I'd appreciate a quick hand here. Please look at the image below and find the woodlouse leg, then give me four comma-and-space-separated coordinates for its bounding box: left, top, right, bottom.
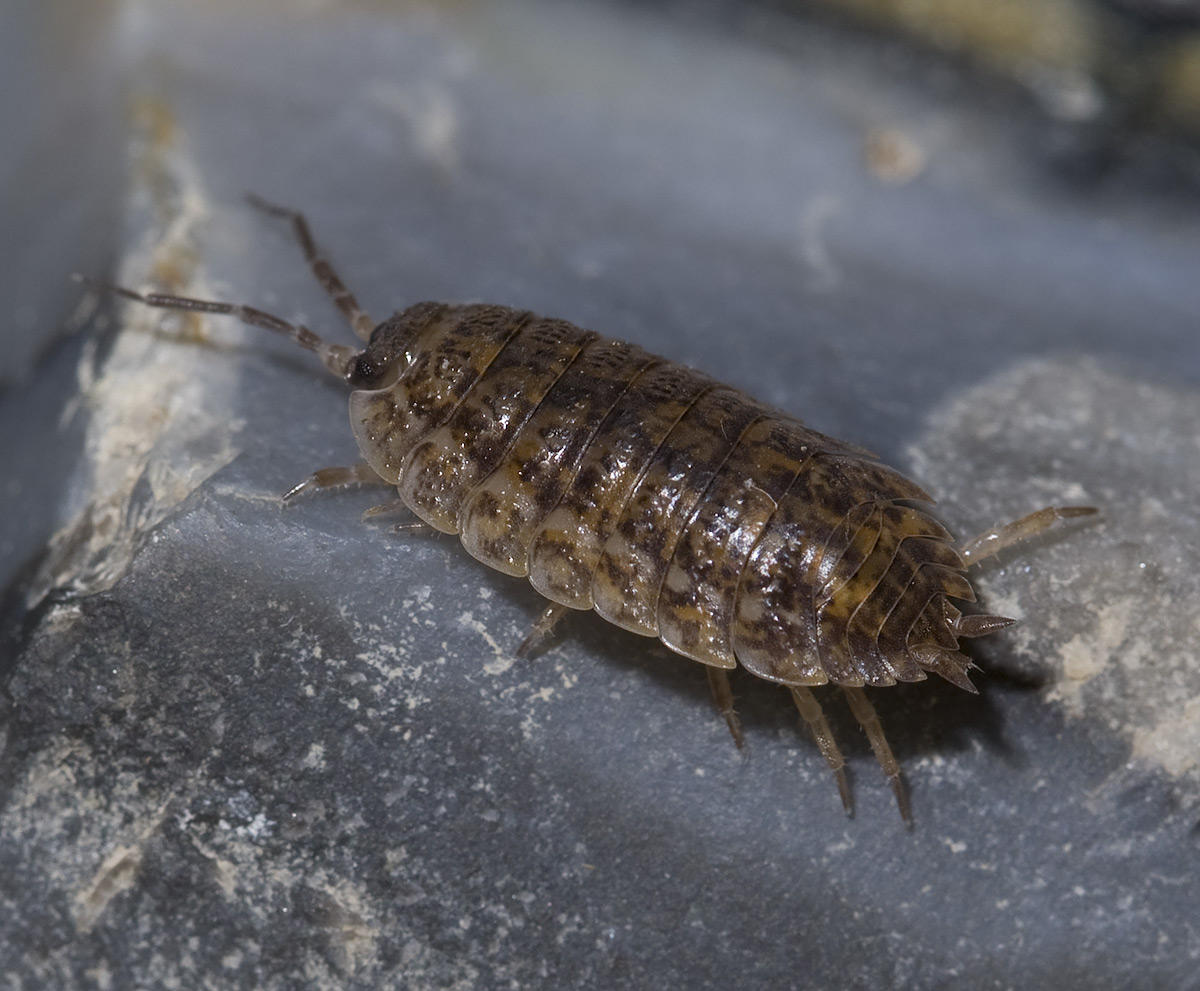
789, 687, 853, 817
284, 473, 433, 532
706, 668, 744, 750
282, 462, 391, 503
842, 686, 912, 827
246, 194, 376, 342
516, 603, 569, 659
73, 275, 358, 380
362, 499, 410, 519
959, 505, 1098, 566
362, 503, 431, 532
366, 502, 433, 532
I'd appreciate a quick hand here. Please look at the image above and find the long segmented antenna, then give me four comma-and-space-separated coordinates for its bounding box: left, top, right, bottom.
245, 194, 376, 341
71, 274, 359, 382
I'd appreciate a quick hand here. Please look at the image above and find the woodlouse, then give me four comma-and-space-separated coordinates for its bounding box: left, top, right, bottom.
82, 197, 1096, 824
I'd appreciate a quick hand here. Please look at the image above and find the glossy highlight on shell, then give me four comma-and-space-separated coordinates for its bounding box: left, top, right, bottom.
80, 197, 1096, 825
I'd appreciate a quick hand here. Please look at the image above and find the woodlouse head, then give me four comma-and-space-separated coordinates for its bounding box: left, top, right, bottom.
347, 302, 448, 390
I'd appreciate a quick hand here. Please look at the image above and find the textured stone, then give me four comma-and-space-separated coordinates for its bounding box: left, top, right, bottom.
3, 1, 1200, 988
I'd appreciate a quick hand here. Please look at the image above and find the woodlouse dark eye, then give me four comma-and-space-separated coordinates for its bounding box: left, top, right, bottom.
348, 353, 387, 388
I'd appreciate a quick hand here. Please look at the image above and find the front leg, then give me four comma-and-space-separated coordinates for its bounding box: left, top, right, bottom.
282, 461, 393, 503
283, 462, 433, 532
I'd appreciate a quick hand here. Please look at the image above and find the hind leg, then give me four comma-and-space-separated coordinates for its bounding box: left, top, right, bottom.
960, 505, 1097, 565
790, 686, 852, 816
953, 505, 1098, 641
843, 686, 911, 826
706, 668, 744, 750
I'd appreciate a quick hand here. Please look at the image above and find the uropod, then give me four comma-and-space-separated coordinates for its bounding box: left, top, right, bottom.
82, 197, 1096, 824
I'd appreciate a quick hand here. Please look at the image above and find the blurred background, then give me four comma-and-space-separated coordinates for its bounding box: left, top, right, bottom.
2, 1, 1199, 988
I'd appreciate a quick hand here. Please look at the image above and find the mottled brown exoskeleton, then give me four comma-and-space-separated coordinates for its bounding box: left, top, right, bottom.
82, 197, 1096, 824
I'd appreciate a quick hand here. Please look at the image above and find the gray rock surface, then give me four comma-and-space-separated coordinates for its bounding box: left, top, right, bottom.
3, 1, 1199, 988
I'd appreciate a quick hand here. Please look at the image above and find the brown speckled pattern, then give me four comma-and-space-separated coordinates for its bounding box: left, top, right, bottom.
460, 338, 656, 576
527, 361, 711, 609
591, 387, 767, 636
350, 301, 981, 691
396, 314, 595, 532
